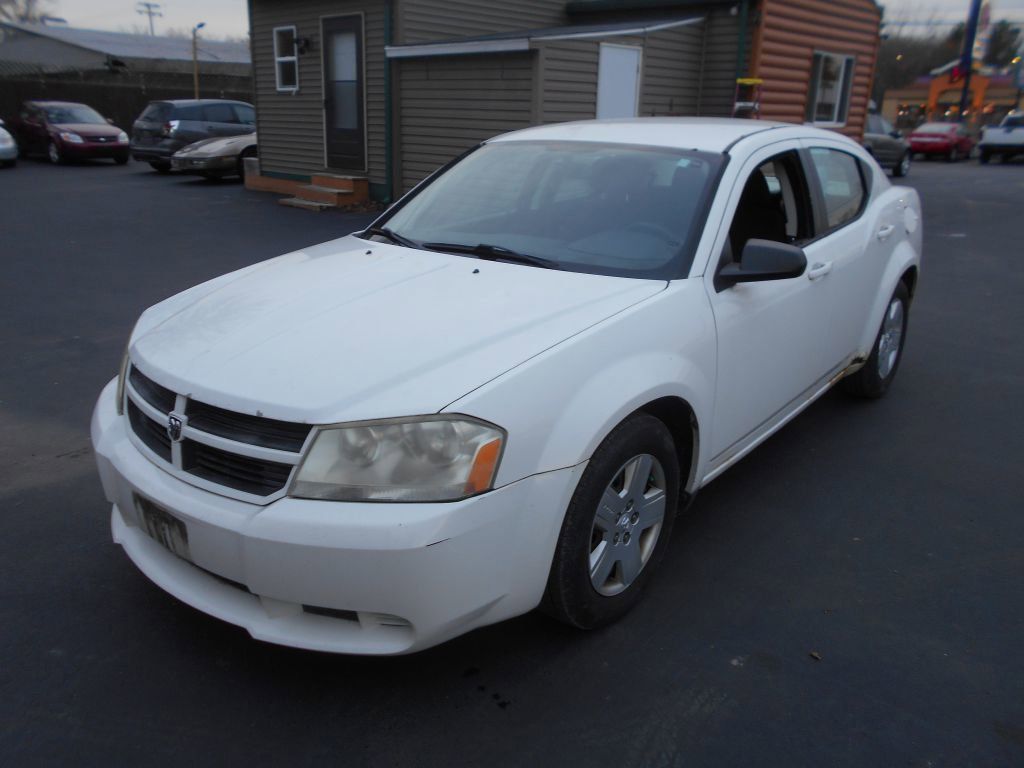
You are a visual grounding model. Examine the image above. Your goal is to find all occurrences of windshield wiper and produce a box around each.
[421,242,559,270]
[362,225,420,250]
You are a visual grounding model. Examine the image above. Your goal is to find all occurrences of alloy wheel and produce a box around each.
[589,454,667,596]
[877,298,904,379]
[48,142,60,164]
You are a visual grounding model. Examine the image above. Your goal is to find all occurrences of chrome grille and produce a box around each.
[124,365,309,502]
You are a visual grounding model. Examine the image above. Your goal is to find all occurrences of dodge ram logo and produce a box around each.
[167,414,184,442]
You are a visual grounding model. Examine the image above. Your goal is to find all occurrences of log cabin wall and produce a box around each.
[751,0,881,139]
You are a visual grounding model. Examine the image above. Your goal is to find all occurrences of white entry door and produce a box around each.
[596,44,641,119]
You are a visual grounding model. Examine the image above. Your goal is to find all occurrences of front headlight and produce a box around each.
[117,131,129,144]
[290,415,505,502]
[59,132,84,144]
[115,346,130,415]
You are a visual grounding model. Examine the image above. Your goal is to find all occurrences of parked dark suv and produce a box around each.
[131,99,255,172]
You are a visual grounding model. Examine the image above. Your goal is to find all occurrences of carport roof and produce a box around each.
[384,16,702,59]
[0,21,250,64]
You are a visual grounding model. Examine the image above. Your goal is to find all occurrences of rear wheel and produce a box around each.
[542,413,680,629]
[149,160,171,173]
[979,149,990,164]
[842,281,910,399]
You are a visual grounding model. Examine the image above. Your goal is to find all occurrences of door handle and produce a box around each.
[877,224,896,241]
[807,261,832,281]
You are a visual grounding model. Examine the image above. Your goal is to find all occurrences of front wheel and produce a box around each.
[842,281,910,399]
[541,413,680,629]
[149,160,171,173]
[893,151,911,177]
[48,141,63,165]
[979,150,990,164]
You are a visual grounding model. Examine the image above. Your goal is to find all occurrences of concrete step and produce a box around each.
[278,197,335,212]
[312,174,369,197]
[295,184,354,205]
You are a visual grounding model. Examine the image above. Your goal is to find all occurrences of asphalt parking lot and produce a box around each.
[1,156,1022,767]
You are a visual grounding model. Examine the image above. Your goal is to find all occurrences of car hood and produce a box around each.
[131,236,665,424]
[176,133,256,157]
[55,123,122,137]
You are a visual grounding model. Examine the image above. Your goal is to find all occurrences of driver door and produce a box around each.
[704,143,833,464]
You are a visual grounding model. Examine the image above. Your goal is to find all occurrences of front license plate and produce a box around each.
[134,495,191,561]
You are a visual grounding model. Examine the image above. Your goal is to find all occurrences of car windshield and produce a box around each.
[378,141,723,279]
[1003,116,1023,128]
[43,104,106,125]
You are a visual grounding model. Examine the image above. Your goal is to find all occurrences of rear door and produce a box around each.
[801,143,890,365]
[322,14,366,171]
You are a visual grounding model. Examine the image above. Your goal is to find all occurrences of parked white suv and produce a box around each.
[92,118,922,654]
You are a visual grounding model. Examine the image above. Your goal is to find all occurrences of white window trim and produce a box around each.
[274,25,299,93]
[808,51,855,127]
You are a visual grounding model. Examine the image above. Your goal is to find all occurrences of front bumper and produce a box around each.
[91,378,583,654]
[0,143,16,161]
[61,141,129,159]
[171,154,237,174]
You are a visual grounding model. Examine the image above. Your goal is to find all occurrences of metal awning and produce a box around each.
[384,16,703,59]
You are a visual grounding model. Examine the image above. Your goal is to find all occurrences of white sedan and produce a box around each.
[91,118,922,654]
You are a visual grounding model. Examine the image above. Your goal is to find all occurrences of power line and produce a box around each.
[136,2,162,36]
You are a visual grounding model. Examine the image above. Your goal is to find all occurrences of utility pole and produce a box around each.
[957,0,983,122]
[192,22,205,99]
[136,2,162,36]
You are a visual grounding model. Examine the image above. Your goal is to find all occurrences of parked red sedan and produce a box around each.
[10,101,130,165]
[908,122,974,162]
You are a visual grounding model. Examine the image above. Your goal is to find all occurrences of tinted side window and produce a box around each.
[808,149,866,230]
[172,105,204,121]
[203,103,238,123]
[233,104,255,125]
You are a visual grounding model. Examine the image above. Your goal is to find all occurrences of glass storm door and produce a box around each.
[322,15,365,170]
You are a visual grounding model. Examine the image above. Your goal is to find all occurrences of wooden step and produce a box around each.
[278,197,335,212]
[295,184,354,205]
[312,174,369,197]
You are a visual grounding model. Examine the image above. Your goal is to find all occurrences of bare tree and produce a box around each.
[0,0,52,23]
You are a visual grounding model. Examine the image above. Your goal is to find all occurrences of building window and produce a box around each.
[807,52,855,125]
[274,26,299,92]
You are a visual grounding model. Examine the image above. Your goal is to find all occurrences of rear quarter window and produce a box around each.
[808,148,867,231]
[203,103,238,123]
[172,105,205,121]
[139,103,171,122]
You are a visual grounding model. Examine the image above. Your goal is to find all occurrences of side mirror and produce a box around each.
[716,239,807,290]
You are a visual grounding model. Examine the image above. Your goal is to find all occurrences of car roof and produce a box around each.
[151,99,252,106]
[487,117,845,154]
[26,100,90,108]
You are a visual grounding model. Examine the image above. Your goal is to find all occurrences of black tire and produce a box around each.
[892,151,911,177]
[149,161,171,173]
[979,150,990,164]
[237,148,257,179]
[47,141,63,165]
[541,412,681,629]
[842,281,910,399]
[115,154,129,165]
[1,159,14,169]
[947,147,959,162]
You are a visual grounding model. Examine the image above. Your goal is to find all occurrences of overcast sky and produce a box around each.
[49,0,1024,40]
